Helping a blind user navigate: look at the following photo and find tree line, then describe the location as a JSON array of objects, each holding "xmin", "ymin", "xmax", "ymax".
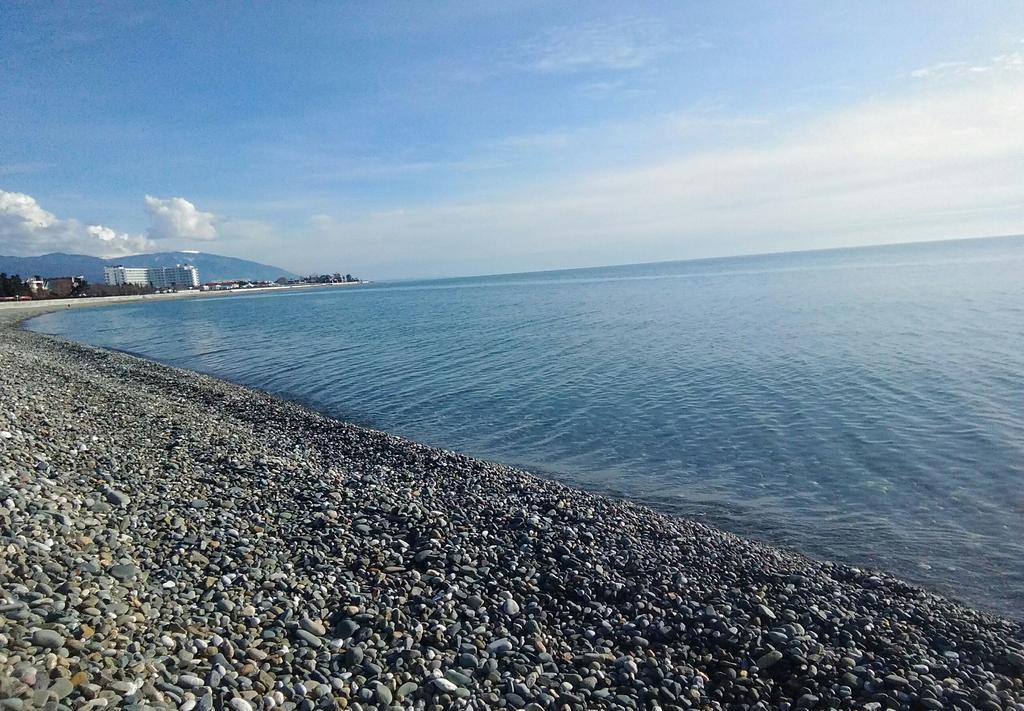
[
  {"xmin": 0, "ymin": 273, "xmax": 156, "ymax": 299},
  {"xmin": 0, "ymin": 273, "xmax": 31, "ymax": 298}
]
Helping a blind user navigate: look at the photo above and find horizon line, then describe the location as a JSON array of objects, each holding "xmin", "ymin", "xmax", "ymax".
[
  {"xmin": 374, "ymin": 231, "xmax": 1024, "ymax": 284},
  {"xmin": 3, "ymin": 231, "xmax": 1021, "ymax": 283}
]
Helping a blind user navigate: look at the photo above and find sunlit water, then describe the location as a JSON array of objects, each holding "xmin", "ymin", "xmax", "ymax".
[{"xmin": 30, "ymin": 236, "xmax": 1024, "ymax": 618}]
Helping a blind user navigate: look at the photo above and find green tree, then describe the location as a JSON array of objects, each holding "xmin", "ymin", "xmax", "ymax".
[{"xmin": 0, "ymin": 273, "xmax": 30, "ymax": 298}]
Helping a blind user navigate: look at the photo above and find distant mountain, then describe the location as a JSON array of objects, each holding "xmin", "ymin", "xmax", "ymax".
[
  {"xmin": 0, "ymin": 253, "xmax": 107, "ymax": 282},
  {"xmin": 113, "ymin": 252, "xmax": 299, "ymax": 282},
  {"xmin": 0, "ymin": 251, "xmax": 299, "ymax": 284}
]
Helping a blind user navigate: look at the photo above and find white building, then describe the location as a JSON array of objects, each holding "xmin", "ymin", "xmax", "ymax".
[
  {"xmin": 104, "ymin": 264, "xmax": 200, "ymax": 289},
  {"xmin": 103, "ymin": 266, "xmax": 151, "ymax": 287},
  {"xmin": 150, "ymin": 265, "xmax": 200, "ymax": 289}
]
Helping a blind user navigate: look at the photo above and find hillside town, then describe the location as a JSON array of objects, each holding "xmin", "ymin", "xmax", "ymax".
[{"xmin": 0, "ymin": 264, "xmax": 362, "ymax": 301}]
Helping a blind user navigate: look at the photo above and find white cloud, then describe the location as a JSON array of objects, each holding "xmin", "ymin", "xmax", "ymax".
[
  {"xmin": 910, "ymin": 61, "xmax": 967, "ymax": 79},
  {"xmin": 145, "ymin": 195, "xmax": 218, "ymax": 241},
  {"xmin": 494, "ymin": 132, "xmax": 572, "ymax": 151},
  {"xmin": 0, "ymin": 162, "xmax": 51, "ymax": 177},
  {"xmin": 0, "ymin": 190, "xmax": 153, "ymax": 257},
  {"xmin": 520, "ymin": 18, "xmax": 703, "ymax": 75},
  {"xmin": 575, "ymin": 79, "xmax": 629, "ymax": 99},
  {"xmin": 911, "ymin": 51, "xmax": 1024, "ymax": 80},
  {"xmin": 483, "ymin": 106, "xmax": 772, "ymax": 168},
  {"xmin": 302, "ymin": 75, "xmax": 1024, "ymax": 278},
  {"xmin": 0, "ymin": 191, "xmax": 227, "ymax": 257}
]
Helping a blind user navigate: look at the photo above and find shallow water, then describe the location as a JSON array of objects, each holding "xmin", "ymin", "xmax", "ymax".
[{"xmin": 31, "ymin": 236, "xmax": 1024, "ymax": 618}]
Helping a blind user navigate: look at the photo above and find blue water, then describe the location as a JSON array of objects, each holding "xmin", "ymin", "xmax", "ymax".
[{"xmin": 30, "ymin": 236, "xmax": 1024, "ymax": 618}]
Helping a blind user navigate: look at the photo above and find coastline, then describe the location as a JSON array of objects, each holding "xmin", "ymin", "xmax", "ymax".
[
  {"xmin": 2, "ymin": 308, "xmax": 1023, "ymax": 710},
  {"xmin": 0, "ymin": 280, "xmax": 364, "ymax": 316}
]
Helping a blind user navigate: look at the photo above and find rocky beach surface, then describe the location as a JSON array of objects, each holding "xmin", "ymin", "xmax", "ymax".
[{"xmin": 2, "ymin": 308, "xmax": 1023, "ymax": 711}]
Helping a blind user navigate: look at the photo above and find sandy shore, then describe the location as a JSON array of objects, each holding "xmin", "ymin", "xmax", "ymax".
[{"xmin": 1, "ymin": 308, "xmax": 1023, "ymax": 710}]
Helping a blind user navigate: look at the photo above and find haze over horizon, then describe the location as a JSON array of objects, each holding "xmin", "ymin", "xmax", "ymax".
[{"xmin": 2, "ymin": 3, "xmax": 1023, "ymax": 279}]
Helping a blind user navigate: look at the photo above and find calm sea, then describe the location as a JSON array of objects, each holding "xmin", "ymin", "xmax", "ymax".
[{"xmin": 30, "ymin": 236, "xmax": 1024, "ymax": 618}]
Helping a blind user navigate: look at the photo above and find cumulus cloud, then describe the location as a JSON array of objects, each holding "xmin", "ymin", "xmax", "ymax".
[
  {"xmin": 1, "ymin": 191, "xmax": 222, "ymax": 257},
  {"xmin": 144, "ymin": 195, "xmax": 218, "ymax": 241},
  {"xmin": 0, "ymin": 190, "xmax": 153, "ymax": 257}
]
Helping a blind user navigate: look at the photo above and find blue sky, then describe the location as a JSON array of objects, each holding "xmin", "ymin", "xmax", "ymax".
[{"xmin": 1, "ymin": 2, "xmax": 1023, "ymax": 278}]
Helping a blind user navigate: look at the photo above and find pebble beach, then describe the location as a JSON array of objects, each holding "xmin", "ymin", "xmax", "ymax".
[{"xmin": 2, "ymin": 307, "xmax": 1023, "ymax": 711}]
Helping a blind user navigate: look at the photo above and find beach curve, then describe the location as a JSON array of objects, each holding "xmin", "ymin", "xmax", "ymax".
[{"xmin": 1, "ymin": 307, "xmax": 1023, "ymax": 710}]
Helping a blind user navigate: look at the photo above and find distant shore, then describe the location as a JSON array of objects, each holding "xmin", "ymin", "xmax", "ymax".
[
  {"xmin": 1, "ymin": 307, "xmax": 1023, "ymax": 710},
  {"xmin": 0, "ymin": 280, "xmax": 365, "ymax": 315}
]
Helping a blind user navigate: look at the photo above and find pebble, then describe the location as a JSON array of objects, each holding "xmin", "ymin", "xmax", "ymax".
[
  {"xmin": 396, "ymin": 681, "xmax": 418, "ymax": 699},
  {"xmin": 298, "ymin": 618, "xmax": 325, "ymax": 636},
  {"xmin": 335, "ymin": 620, "xmax": 359, "ymax": 638},
  {"xmin": 294, "ymin": 629, "xmax": 322, "ymax": 648},
  {"xmin": 105, "ymin": 489, "xmax": 131, "ymax": 506},
  {"xmin": 373, "ymin": 683, "xmax": 392, "ymax": 705},
  {"xmin": 345, "ymin": 646, "xmax": 363, "ymax": 666},
  {"xmin": 109, "ymin": 564, "xmax": 138, "ymax": 581},
  {"xmin": 432, "ymin": 678, "xmax": 459, "ymax": 693},
  {"xmin": 487, "ymin": 638, "xmax": 513, "ymax": 655},
  {"xmin": 444, "ymin": 669, "xmax": 473, "ymax": 687},
  {"xmin": 30, "ymin": 629, "xmax": 65, "ymax": 649}
]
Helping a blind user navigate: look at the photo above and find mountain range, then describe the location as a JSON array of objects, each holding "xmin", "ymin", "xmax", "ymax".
[{"xmin": 0, "ymin": 251, "xmax": 299, "ymax": 284}]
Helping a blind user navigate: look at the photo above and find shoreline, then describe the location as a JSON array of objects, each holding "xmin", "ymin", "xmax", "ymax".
[
  {"xmin": 0, "ymin": 280, "xmax": 365, "ymax": 315},
  {"xmin": 2, "ymin": 309, "xmax": 1023, "ymax": 709}
]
